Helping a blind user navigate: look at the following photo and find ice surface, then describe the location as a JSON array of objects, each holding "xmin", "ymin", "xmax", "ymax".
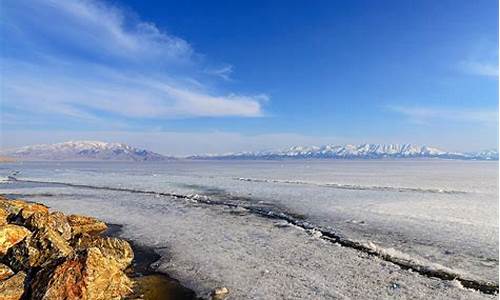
[{"xmin": 0, "ymin": 160, "xmax": 497, "ymax": 299}]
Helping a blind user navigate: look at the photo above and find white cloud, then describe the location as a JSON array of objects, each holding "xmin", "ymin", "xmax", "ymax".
[
  {"xmin": 2, "ymin": 61, "xmax": 263, "ymax": 118},
  {"xmin": 387, "ymin": 105, "xmax": 498, "ymax": 125},
  {"xmin": 1, "ymin": 0, "xmax": 266, "ymax": 120}
]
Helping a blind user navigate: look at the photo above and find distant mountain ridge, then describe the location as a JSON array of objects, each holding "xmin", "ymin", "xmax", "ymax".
[
  {"xmin": 2, "ymin": 142, "xmax": 497, "ymax": 161},
  {"xmin": 190, "ymin": 144, "xmax": 499, "ymax": 160},
  {"xmin": 1, "ymin": 141, "xmax": 169, "ymax": 161}
]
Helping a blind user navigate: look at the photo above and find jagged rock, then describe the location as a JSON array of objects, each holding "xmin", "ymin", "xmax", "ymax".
[
  {"xmin": 4, "ymin": 239, "xmax": 40, "ymax": 272},
  {"xmin": 211, "ymin": 286, "xmax": 229, "ymax": 299},
  {"xmin": 72, "ymin": 235, "xmax": 133, "ymax": 270},
  {"xmin": 0, "ymin": 264, "xmax": 14, "ymax": 281},
  {"xmin": 0, "ymin": 198, "xmax": 23, "ymax": 218},
  {"xmin": 0, "ymin": 198, "xmax": 49, "ymax": 221},
  {"xmin": 67, "ymin": 215, "xmax": 107, "ymax": 236},
  {"xmin": 31, "ymin": 247, "xmax": 133, "ymax": 300},
  {"xmin": 48, "ymin": 212, "xmax": 72, "ymax": 240},
  {"xmin": 6, "ymin": 227, "xmax": 73, "ymax": 271},
  {"xmin": 0, "ymin": 271, "xmax": 26, "ymax": 300},
  {"xmin": 24, "ymin": 212, "xmax": 72, "ymax": 241},
  {"xmin": 0, "ymin": 224, "xmax": 31, "ymax": 256},
  {"xmin": 23, "ymin": 211, "xmax": 49, "ymax": 230},
  {"xmin": 0, "ymin": 197, "xmax": 137, "ymax": 299},
  {"xmin": 19, "ymin": 202, "xmax": 49, "ymax": 220}
]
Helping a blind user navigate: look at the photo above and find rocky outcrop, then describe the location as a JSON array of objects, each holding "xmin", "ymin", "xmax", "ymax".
[
  {"xmin": 0, "ymin": 197, "xmax": 134, "ymax": 300},
  {"xmin": 0, "ymin": 225, "xmax": 31, "ymax": 256},
  {"xmin": 67, "ymin": 214, "xmax": 108, "ymax": 236},
  {"xmin": 47, "ymin": 212, "xmax": 72, "ymax": 240},
  {"xmin": 31, "ymin": 247, "xmax": 133, "ymax": 300},
  {"xmin": 7, "ymin": 225, "xmax": 74, "ymax": 271},
  {"xmin": 0, "ymin": 197, "xmax": 49, "ymax": 220},
  {"xmin": 72, "ymin": 235, "xmax": 133, "ymax": 270}
]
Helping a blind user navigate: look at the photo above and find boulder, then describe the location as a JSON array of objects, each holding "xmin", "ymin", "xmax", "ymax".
[
  {"xmin": 19, "ymin": 202, "xmax": 49, "ymax": 220},
  {"xmin": 67, "ymin": 215, "xmax": 107, "ymax": 236},
  {"xmin": 48, "ymin": 212, "xmax": 72, "ymax": 241},
  {"xmin": 0, "ymin": 199, "xmax": 23, "ymax": 218},
  {"xmin": 0, "ymin": 198, "xmax": 48, "ymax": 220},
  {"xmin": 0, "ymin": 271, "xmax": 26, "ymax": 300},
  {"xmin": 0, "ymin": 264, "xmax": 14, "ymax": 281},
  {"xmin": 0, "ymin": 224, "xmax": 31, "ymax": 256},
  {"xmin": 6, "ymin": 227, "xmax": 73, "ymax": 271},
  {"xmin": 23, "ymin": 211, "xmax": 49, "ymax": 230},
  {"xmin": 31, "ymin": 247, "xmax": 133, "ymax": 300},
  {"xmin": 72, "ymin": 235, "xmax": 133, "ymax": 270},
  {"xmin": 0, "ymin": 197, "xmax": 137, "ymax": 300},
  {"xmin": 24, "ymin": 212, "xmax": 72, "ymax": 241}
]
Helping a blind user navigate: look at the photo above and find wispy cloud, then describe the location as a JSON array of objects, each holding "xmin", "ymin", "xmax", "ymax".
[
  {"xmin": 458, "ymin": 40, "xmax": 498, "ymax": 77},
  {"xmin": 1, "ymin": 0, "xmax": 266, "ymax": 123},
  {"xmin": 387, "ymin": 105, "xmax": 498, "ymax": 125},
  {"xmin": 460, "ymin": 61, "xmax": 498, "ymax": 77},
  {"xmin": 204, "ymin": 64, "xmax": 234, "ymax": 81}
]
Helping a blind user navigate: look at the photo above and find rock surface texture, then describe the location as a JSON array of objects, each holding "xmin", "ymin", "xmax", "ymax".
[{"xmin": 0, "ymin": 195, "xmax": 135, "ymax": 300}]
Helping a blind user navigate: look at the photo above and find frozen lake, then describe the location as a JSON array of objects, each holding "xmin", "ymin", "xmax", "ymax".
[{"xmin": 0, "ymin": 160, "xmax": 497, "ymax": 299}]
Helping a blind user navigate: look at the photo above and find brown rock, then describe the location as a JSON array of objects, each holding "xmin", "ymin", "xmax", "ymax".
[
  {"xmin": 19, "ymin": 202, "xmax": 49, "ymax": 220},
  {"xmin": 48, "ymin": 212, "xmax": 72, "ymax": 241},
  {"xmin": 84, "ymin": 247, "xmax": 133, "ymax": 299},
  {"xmin": 6, "ymin": 227, "xmax": 73, "ymax": 270},
  {"xmin": 23, "ymin": 211, "xmax": 48, "ymax": 230},
  {"xmin": 4, "ymin": 239, "xmax": 40, "ymax": 272},
  {"xmin": 31, "ymin": 257, "xmax": 85, "ymax": 300},
  {"xmin": 0, "ymin": 271, "xmax": 26, "ymax": 300},
  {"xmin": 0, "ymin": 264, "xmax": 14, "ymax": 281},
  {"xmin": 0, "ymin": 199, "xmax": 23, "ymax": 218},
  {"xmin": 24, "ymin": 212, "xmax": 72, "ymax": 241},
  {"xmin": 0, "ymin": 198, "xmax": 49, "ymax": 221},
  {"xmin": 31, "ymin": 247, "xmax": 133, "ymax": 300},
  {"xmin": 73, "ymin": 235, "xmax": 133, "ymax": 270},
  {"xmin": 0, "ymin": 197, "xmax": 135, "ymax": 300},
  {"xmin": 67, "ymin": 215, "xmax": 107, "ymax": 236},
  {"xmin": 0, "ymin": 224, "xmax": 31, "ymax": 256}
]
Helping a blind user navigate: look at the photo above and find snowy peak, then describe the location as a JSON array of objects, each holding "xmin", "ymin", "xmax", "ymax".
[
  {"xmin": 278, "ymin": 144, "xmax": 445, "ymax": 157},
  {"xmin": 192, "ymin": 144, "xmax": 498, "ymax": 160},
  {"xmin": 2, "ymin": 141, "xmax": 169, "ymax": 161}
]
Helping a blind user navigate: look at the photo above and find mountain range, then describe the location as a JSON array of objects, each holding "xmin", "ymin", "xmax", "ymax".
[
  {"xmin": 0, "ymin": 141, "xmax": 168, "ymax": 161},
  {"xmin": 1, "ymin": 141, "xmax": 497, "ymax": 161},
  {"xmin": 190, "ymin": 144, "xmax": 499, "ymax": 160}
]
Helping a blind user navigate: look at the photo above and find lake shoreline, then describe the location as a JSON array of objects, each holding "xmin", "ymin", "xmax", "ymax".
[{"xmin": 104, "ymin": 223, "xmax": 201, "ymax": 300}]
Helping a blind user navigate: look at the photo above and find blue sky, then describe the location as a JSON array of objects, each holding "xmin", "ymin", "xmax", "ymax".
[{"xmin": 1, "ymin": 0, "xmax": 498, "ymax": 155}]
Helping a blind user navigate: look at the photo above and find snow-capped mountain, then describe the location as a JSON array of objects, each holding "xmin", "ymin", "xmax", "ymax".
[
  {"xmin": 191, "ymin": 144, "xmax": 498, "ymax": 160},
  {"xmin": 1, "ymin": 141, "xmax": 170, "ymax": 161},
  {"xmin": 466, "ymin": 149, "xmax": 500, "ymax": 161}
]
